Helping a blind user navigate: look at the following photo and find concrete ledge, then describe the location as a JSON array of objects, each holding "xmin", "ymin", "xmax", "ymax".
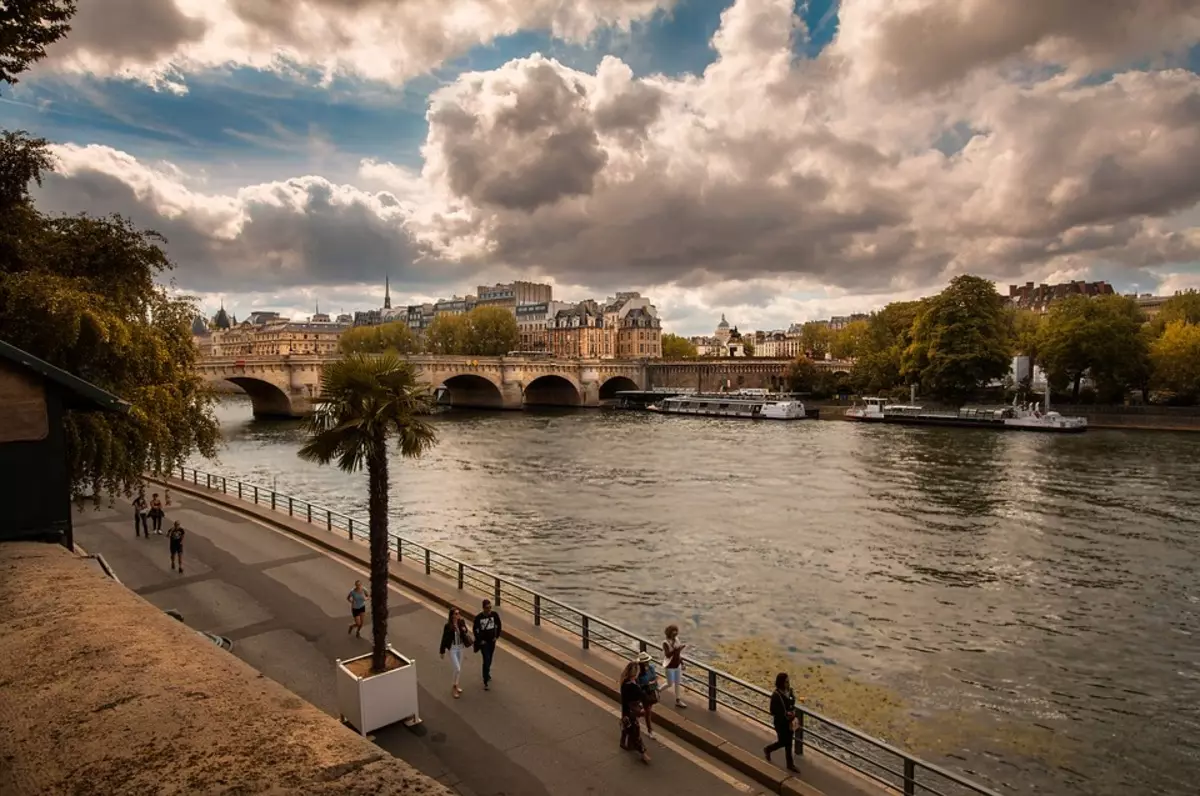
[
  {"xmin": 0, "ymin": 542, "xmax": 452, "ymax": 796},
  {"xmin": 155, "ymin": 476, "xmax": 830, "ymax": 796}
]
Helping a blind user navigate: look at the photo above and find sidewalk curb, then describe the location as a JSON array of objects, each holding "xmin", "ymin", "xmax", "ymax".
[{"xmin": 155, "ymin": 476, "xmax": 826, "ymax": 796}]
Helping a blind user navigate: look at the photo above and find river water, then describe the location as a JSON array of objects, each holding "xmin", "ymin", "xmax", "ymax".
[{"xmin": 194, "ymin": 397, "xmax": 1200, "ymax": 795}]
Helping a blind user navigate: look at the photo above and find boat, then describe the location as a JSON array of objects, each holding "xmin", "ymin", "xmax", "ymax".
[
  {"xmin": 648, "ymin": 392, "xmax": 818, "ymax": 420},
  {"xmin": 845, "ymin": 395, "xmax": 1087, "ymax": 433}
]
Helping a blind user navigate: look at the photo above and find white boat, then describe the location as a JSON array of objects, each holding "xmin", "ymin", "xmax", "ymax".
[
  {"xmin": 845, "ymin": 394, "xmax": 1087, "ymax": 433},
  {"xmin": 648, "ymin": 393, "xmax": 816, "ymax": 420}
]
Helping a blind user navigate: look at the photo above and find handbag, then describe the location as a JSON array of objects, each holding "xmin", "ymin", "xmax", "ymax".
[
  {"xmin": 641, "ymin": 683, "xmax": 660, "ymax": 705},
  {"xmin": 789, "ymin": 715, "xmax": 800, "ymax": 732}
]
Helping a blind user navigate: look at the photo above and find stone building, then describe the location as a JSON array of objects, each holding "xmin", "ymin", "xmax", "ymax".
[
  {"xmin": 476, "ymin": 281, "xmax": 552, "ymax": 311},
  {"xmin": 1007, "ymin": 280, "xmax": 1114, "ymax": 312},
  {"xmin": 203, "ymin": 318, "xmax": 348, "ymax": 357},
  {"xmin": 547, "ymin": 300, "xmax": 606, "ymax": 358},
  {"xmin": 691, "ymin": 315, "xmax": 746, "ymax": 357},
  {"xmin": 516, "ymin": 300, "xmax": 573, "ymax": 351}
]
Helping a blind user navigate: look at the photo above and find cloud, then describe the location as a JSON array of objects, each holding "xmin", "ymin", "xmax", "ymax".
[
  {"xmin": 29, "ymin": 0, "xmax": 1200, "ymax": 333},
  {"xmin": 42, "ymin": 0, "xmax": 676, "ymax": 87}
]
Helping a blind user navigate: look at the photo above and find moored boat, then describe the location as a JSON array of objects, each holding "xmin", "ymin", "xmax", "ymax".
[
  {"xmin": 845, "ymin": 395, "xmax": 1086, "ymax": 433},
  {"xmin": 648, "ymin": 392, "xmax": 817, "ymax": 420}
]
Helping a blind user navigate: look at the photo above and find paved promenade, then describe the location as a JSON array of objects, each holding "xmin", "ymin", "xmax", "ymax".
[{"xmin": 75, "ymin": 492, "xmax": 780, "ymax": 796}]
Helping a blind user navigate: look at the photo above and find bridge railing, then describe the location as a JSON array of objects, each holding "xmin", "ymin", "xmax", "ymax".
[{"xmin": 172, "ymin": 465, "xmax": 1003, "ymax": 796}]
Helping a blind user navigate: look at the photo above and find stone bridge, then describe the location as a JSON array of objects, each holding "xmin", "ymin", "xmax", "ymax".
[{"xmin": 196, "ymin": 354, "xmax": 852, "ymax": 418}]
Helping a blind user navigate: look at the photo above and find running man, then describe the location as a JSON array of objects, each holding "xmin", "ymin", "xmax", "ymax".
[
  {"xmin": 168, "ymin": 520, "xmax": 185, "ymax": 573},
  {"xmin": 347, "ymin": 580, "xmax": 369, "ymax": 638}
]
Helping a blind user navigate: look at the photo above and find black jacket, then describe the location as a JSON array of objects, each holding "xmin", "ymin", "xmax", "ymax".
[
  {"xmin": 440, "ymin": 619, "xmax": 469, "ymax": 654},
  {"xmin": 770, "ymin": 688, "xmax": 797, "ymax": 730},
  {"xmin": 473, "ymin": 611, "xmax": 502, "ymax": 645}
]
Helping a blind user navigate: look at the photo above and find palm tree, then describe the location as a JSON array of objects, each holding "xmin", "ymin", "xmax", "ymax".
[{"xmin": 299, "ymin": 353, "xmax": 437, "ymax": 673}]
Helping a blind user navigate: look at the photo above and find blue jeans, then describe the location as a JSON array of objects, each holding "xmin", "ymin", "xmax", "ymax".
[{"xmin": 480, "ymin": 641, "xmax": 496, "ymax": 684}]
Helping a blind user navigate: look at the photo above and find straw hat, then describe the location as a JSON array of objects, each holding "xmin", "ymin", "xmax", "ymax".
[{"xmin": 635, "ymin": 651, "xmax": 652, "ymax": 664}]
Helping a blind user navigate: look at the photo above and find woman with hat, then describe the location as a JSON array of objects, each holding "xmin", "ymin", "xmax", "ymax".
[{"xmin": 635, "ymin": 651, "xmax": 660, "ymax": 740}]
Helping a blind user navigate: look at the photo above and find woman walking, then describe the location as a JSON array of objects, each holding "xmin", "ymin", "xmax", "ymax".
[
  {"xmin": 635, "ymin": 652, "xmax": 660, "ymax": 739},
  {"xmin": 167, "ymin": 521, "xmax": 186, "ymax": 574},
  {"xmin": 619, "ymin": 662, "xmax": 650, "ymax": 763},
  {"xmin": 661, "ymin": 625, "xmax": 688, "ymax": 708},
  {"xmin": 439, "ymin": 607, "xmax": 472, "ymax": 698},
  {"xmin": 149, "ymin": 493, "xmax": 165, "ymax": 534},
  {"xmin": 132, "ymin": 492, "xmax": 149, "ymax": 538},
  {"xmin": 764, "ymin": 671, "xmax": 800, "ymax": 773},
  {"xmin": 346, "ymin": 580, "xmax": 369, "ymax": 638}
]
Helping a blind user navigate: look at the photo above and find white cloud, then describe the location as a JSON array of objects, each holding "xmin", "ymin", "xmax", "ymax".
[{"xmin": 31, "ymin": 0, "xmax": 1200, "ymax": 333}]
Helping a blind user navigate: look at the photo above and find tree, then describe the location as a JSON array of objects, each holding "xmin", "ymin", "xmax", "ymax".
[
  {"xmin": 1148, "ymin": 291, "xmax": 1200, "ymax": 336},
  {"xmin": 0, "ymin": 1, "xmax": 75, "ymax": 87},
  {"xmin": 849, "ymin": 300, "xmax": 923, "ymax": 394},
  {"xmin": 1039, "ymin": 294, "xmax": 1148, "ymax": 402},
  {"xmin": 339, "ymin": 321, "xmax": 419, "ymax": 355},
  {"xmin": 902, "ymin": 275, "xmax": 1011, "ymax": 402},
  {"xmin": 742, "ymin": 338, "xmax": 755, "ymax": 357},
  {"xmin": 465, "ymin": 305, "xmax": 519, "ymax": 356},
  {"xmin": 831, "ymin": 320, "xmax": 869, "ymax": 360},
  {"xmin": 1150, "ymin": 320, "xmax": 1200, "ymax": 403},
  {"xmin": 800, "ymin": 322, "xmax": 832, "ymax": 359},
  {"xmin": 299, "ymin": 354, "xmax": 437, "ymax": 673},
  {"xmin": 1, "ymin": 137, "xmax": 219, "ymax": 499},
  {"xmin": 661, "ymin": 333, "xmax": 697, "ymax": 359},
  {"xmin": 785, "ymin": 357, "xmax": 819, "ymax": 392},
  {"xmin": 424, "ymin": 314, "xmax": 469, "ymax": 355}
]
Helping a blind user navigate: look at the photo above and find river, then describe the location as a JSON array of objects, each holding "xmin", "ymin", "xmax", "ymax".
[{"xmin": 192, "ymin": 396, "xmax": 1200, "ymax": 795}]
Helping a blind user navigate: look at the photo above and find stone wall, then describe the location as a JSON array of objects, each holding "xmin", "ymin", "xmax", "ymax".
[{"xmin": 0, "ymin": 542, "xmax": 452, "ymax": 796}]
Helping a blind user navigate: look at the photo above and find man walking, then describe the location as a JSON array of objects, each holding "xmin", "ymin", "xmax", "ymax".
[
  {"xmin": 473, "ymin": 599, "xmax": 502, "ymax": 690},
  {"xmin": 347, "ymin": 580, "xmax": 369, "ymax": 638}
]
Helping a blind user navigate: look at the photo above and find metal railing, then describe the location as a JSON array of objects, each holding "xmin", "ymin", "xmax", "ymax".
[{"xmin": 170, "ymin": 465, "xmax": 1003, "ymax": 796}]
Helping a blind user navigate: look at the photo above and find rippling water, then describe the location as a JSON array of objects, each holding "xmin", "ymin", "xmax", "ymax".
[{"xmin": 195, "ymin": 397, "xmax": 1200, "ymax": 795}]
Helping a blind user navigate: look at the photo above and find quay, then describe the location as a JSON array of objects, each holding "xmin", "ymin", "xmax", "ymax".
[{"xmin": 62, "ymin": 466, "xmax": 1002, "ymax": 796}]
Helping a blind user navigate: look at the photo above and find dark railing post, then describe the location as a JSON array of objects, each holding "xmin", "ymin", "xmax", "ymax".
[
  {"xmin": 639, "ymin": 639, "xmax": 648, "ymax": 653},
  {"xmin": 582, "ymin": 616, "xmax": 590, "ymax": 649},
  {"xmin": 396, "ymin": 538, "xmax": 402, "ymax": 561},
  {"xmin": 222, "ymin": 477, "xmax": 227, "ymax": 494},
  {"xmin": 457, "ymin": 562, "xmax": 464, "ymax": 589},
  {"xmin": 206, "ymin": 473, "xmax": 211, "ymax": 489},
  {"xmin": 348, "ymin": 518, "xmax": 353, "ymax": 540},
  {"xmin": 708, "ymin": 670, "xmax": 718, "ymax": 711},
  {"xmin": 253, "ymin": 486, "xmax": 258, "ymax": 504},
  {"xmin": 288, "ymin": 497, "xmax": 293, "ymax": 516},
  {"xmin": 493, "ymin": 578, "xmax": 501, "ymax": 606},
  {"xmin": 796, "ymin": 713, "xmax": 805, "ymax": 756},
  {"xmin": 193, "ymin": 471, "xmax": 198, "ymax": 485},
  {"xmin": 904, "ymin": 760, "xmax": 916, "ymax": 796},
  {"xmin": 271, "ymin": 492, "xmax": 276, "ymax": 511},
  {"xmin": 306, "ymin": 504, "xmax": 312, "ymax": 523},
  {"xmin": 238, "ymin": 482, "xmax": 242, "ymax": 500},
  {"xmin": 179, "ymin": 466, "xmax": 185, "ymax": 479},
  {"xmin": 533, "ymin": 595, "xmax": 541, "ymax": 626},
  {"xmin": 424, "ymin": 549, "xmax": 431, "ymax": 575},
  {"xmin": 326, "ymin": 511, "xmax": 332, "ymax": 531}
]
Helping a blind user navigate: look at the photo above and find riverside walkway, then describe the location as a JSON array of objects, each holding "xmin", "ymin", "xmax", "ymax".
[{"xmin": 75, "ymin": 474, "xmax": 988, "ymax": 796}]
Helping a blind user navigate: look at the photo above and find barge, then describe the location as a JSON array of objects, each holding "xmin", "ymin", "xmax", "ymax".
[
  {"xmin": 648, "ymin": 392, "xmax": 818, "ymax": 420},
  {"xmin": 845, "ymin": 397, "xmax": 1087, "ymax": 433}
]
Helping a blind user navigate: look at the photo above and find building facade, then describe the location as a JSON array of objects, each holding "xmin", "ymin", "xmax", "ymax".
[
  {"xmin": 200, "ymin": 319, "xmax": 348, "ymax": 358},
  {"xmin": 516, "ymin": 300, "xmax": 573, "ymax": 351},
  {"xmin": 476, "ymin": 281, "xmax": 553, "ymax": 311},
  {"xmin": 1007, "ymin": 280, "xmax": 1115, "ymax": 312},
  {"xmin": 547, "ymin": 301, "xmax": 607, "ymax": 358}
]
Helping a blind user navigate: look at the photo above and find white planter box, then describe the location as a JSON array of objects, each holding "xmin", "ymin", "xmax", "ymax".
[{"xmin": 335, "ymin": 646, "xmax": 420, "ymax": 735}]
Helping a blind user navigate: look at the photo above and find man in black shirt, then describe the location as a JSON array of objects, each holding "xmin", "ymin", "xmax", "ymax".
[{"xmin": 472, "ymin": 599, "xmax": 502, "ymax": 690}]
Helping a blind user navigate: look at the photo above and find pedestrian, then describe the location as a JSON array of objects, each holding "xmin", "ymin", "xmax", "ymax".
[
  {"xmin": 347, "ymin": 580, "xmax": 369, "ymax": 638},
  {"xmin": 132, "ymin": 492, "xmax": 149, "ymax": 538},
  {"xmin": 619, "ymin": 661, "xmax": 650, "ymax": 763},
  {"xmin": 764, "ymin": 671, "xmax": 800, "ymax": 773},
  {"xmin": 661, "ymin": 624, "xmax": 688, "ymax": 708},
  {"xmin": 439, "ymin": 607, "xmax": 472, "ymax": 698},
  {"xmin": 149, "ymin": 492, "xmax": 165, "ymax": 534},
  {"xmin": 635, "ymin": 652, "xmax": 660, "ymax": 739},
  {"xmin": 168, "ymin": 520, "xmax": 186, "ymax": 574},
  {"xmin": 472, "ymin": 599, "xmax": 502, "ymax": 690}
]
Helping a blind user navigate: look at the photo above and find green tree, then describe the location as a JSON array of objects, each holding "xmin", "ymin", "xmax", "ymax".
[
  {"xmin": 1150, "ymin": 320, "xmax": 1200, "ymax": 403},
  {"xmin": 661, "ymin": 333, "xmax": 697, "ymax": 359},
  {"xmin": 800, "ymin": 322, "xmax": 832, "ymax": 359},
  {"xmin": 425, "ymin": 314, "xmax": 470, "ymax": 355},
  {"xmin": 742, "ymin": 338, "xmax": 755, "ymax": 357},
  {"xmin": 0, "ymin": 138, "xmax": 219, "ymax": 498},
  {"xmin": 299, "ymin": 354, "xmax": 437, "ymax": 673},
  {"xmin": 785, "ymin": 357, "xmax": 819, "ymax": 392},
  {"xmin": 1148, "ymin": 290, "xmax": 1200, "ymax": 336},
  {"xmin": 465, "ymin": 305, "xmax": 519, "ymax": 355},
  {"xmin": 1039, "ymin": 294, "xmax": 1148, "ymax": 402},
  {"xmin": 902, "ymin": 275, "xmax": 1011, "ymax": 402},
  {"xmin": 339, "ymin": 321, "xmax": 419, "ymax": 355},
  {"xmin": 849, "ymin": 300, "xmax": 923, "ymax": 394},
  {"xmin": 0, "ymin": 1, "xmax": 75, "ymax": 86},
  {"xmin": 831, "ymin": 319, "xmax": 869, "ymax": 360}
]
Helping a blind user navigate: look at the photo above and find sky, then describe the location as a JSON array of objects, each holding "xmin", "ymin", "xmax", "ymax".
[{"xmin": 5, "ymin": 0, "xmax": 1200, "ymax": 336}]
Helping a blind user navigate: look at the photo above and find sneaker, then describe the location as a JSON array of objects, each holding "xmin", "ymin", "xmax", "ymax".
[
  {"xmin": 675, "ymin": 700, "xmax": 687, "ymax": 709},
  {"xmin": 484, "ymin": 682, "xmax": 490, "ymax": 691},
  {"xmin": 645, "ymin": 730, "xmax": 657, "ymax": 740}
]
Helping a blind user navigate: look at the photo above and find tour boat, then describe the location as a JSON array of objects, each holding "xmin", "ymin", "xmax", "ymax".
[
  {"xmin": 648, "ymin": 393, "xmax": 817, "ymax": 420},
  {"xmin": 845, "ymin": 396, "xmax": 1086, "ymax": 433}
]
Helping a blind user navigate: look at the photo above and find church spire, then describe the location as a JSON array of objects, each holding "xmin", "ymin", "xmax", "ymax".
[{"xmin": 384, "ymin": 274, "xmax": 392, "ymax": 310}]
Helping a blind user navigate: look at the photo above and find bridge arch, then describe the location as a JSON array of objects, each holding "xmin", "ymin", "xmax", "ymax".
[
  {"xmin": 524, "ymin": 374, "xmax": 582, "ymax": 407},
  {"xmin": 437, "ymin": 374, "xmax": 504, "ymax": 409},
  {"xmin": 599, "ymin": 375, "xmax": 640, "ymax": 400},
  {"xmin": 221, "ymin": 376, "xmax": 295, "ymax": 419}
]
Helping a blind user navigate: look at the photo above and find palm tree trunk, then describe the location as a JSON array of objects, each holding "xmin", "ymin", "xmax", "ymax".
[{"xmin": 367, "ymin": 433, "xmax": 390, "ymax": 673}]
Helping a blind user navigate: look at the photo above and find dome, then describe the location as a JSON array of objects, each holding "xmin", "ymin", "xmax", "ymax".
[{"xmin": 717, "ymin": 313, "xmax": 730, "ymax": 329}]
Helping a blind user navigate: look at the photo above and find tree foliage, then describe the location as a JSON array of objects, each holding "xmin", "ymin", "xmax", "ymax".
[
  {"xmin": 800, "ymin": 322, "xmax": 832, "ymax": 359},
  {"xmin": 901, "ymin": 275, "xmax": 1012, "ymax": 402},
  {"xmin": 1039, "ymin": 295, "xmax": 1148, "ymax": 402},
  {"xmin": 785, "ymin": 357, "xmax": 819, "ymax": 392},
  {"xmin": 424, "ymin": 313, "xmax": 469, "ymax": 355},
  {"xmin": 849, "ymin": 300, "xmax": 922, "ymax": 395},
  {"xmin": 339, "ymin": 321, "xmax": 420, "ymax": 355},
  {"xmin": 0, "ymin": 1, "xmax": 75, "ymax": 87},
  {"xmin": 661, "ymin": 332, "xmax": 697, "ymax": 359},
  {"xmin": 831, "ymin": 319, "xmax": 869, "ymax": 360},
  {"xmin": 465, "ymin": 305, "xmax": 519, "ymax": 355},
  {"xmin": 299, "ymin": 354, "xmax": 437, "ymax": 673},
  {"xmin": 1150, "ymin": 320, "xmax": 1200, "ymax": 403}
]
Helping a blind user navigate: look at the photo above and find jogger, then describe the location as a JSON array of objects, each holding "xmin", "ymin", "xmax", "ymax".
[
  {"xmin": 168, "ymin": 521, "xmax": 185, "ymax": 574},
  {"xmin": 347, "ymin": 580, "xmax": 368, "ymax": 638}
]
